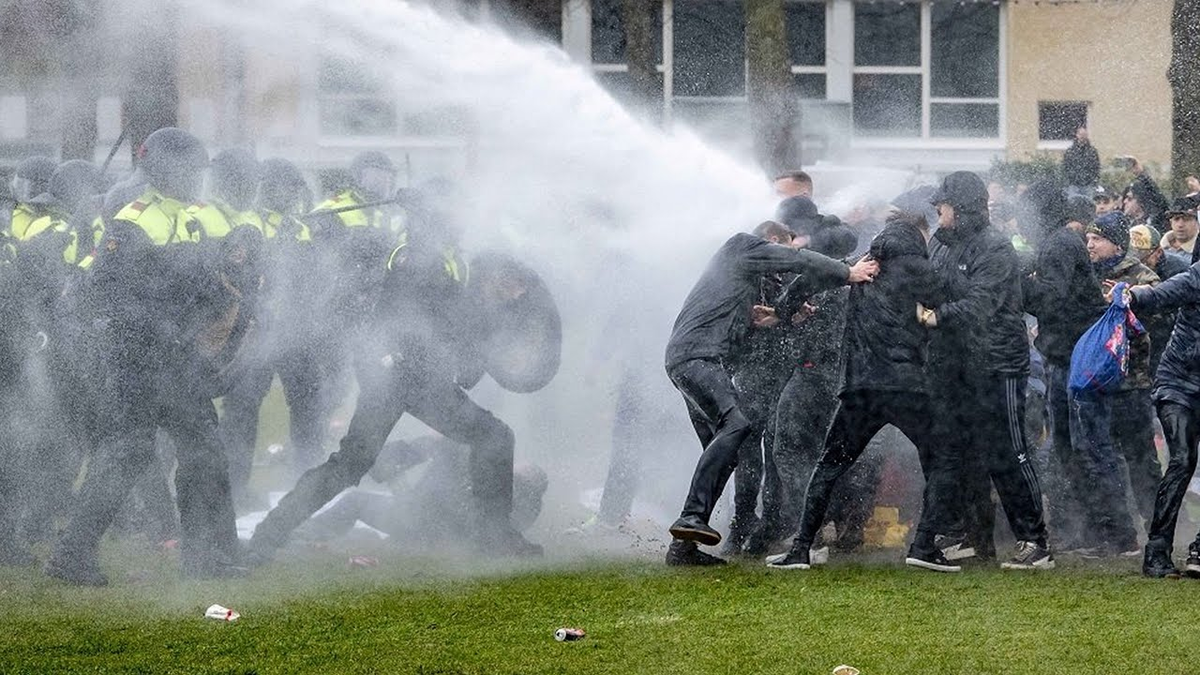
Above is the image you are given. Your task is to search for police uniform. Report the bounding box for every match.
[50,187,244,579]
[248,226,540,558]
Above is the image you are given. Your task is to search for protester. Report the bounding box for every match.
[1062,127,1100,196]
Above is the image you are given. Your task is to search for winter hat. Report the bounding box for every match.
[890,185,939,227]
[775,195,822,234]
[930,171,989,215]
[1129,224,1161,254]
[1022,180,1069,231]
[1164,195,1200,219]
[1088,211,1131,251]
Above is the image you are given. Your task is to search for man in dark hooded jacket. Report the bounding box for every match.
[1062,127,1100,194]
[663,222,878,566]
[1124,263,1200,577]
[924,171,1053,570]
[767,187,959,572]
[1020,180,1106,550]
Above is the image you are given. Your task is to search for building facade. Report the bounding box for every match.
[0,0,1174,177]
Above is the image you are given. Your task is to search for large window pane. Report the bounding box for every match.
[595,70,665,106]
[785,1,825,67]
[931,103,999,138]
[795,73,826,99]
[673,0,745,97]
[931,3,999,98]
[854,3,919,67]
[591,0,664,64]
[853,73,920,137]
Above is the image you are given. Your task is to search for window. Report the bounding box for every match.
[673,0,745,98]
[930,2,1000,138]
[317,56,397,137]
[851,1,1002,140]
[591,0,663,65]
[1039,101,1088,142]
[787,0,827,100]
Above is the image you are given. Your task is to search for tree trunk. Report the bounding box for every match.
[1171,0,1200,188]
[621,0,659,120]
[59,0,101,160]
[745,0,798,175]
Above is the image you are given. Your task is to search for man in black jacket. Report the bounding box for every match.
[1125,265,1200,577]
[1020,181,1107,550]
[664,222,878,566]
[766,187,959,572]
[1062,127,1100,195]
[924,172,1054,570]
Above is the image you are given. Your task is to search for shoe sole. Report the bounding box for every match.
[765,561,811,570]
[669,525,722,547]
[941,545,976,561]
[1000,559,1056,570]
[904,557,961,573]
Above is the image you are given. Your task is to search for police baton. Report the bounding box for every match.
[99,125,129,176]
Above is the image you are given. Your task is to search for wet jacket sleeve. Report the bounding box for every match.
[1023,236,1080,319]
[736,237,849,291]
[1130,263,1200,313]
[935,240,1014,330]
[906,255,945,307]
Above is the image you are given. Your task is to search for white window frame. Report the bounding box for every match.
[849,0,1006,150]
[788,0,833,100]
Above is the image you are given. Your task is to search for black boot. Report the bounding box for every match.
[719,516,758,557]
[1143,546,1181,579]
[665,539,726,566]
[669,516,721,547]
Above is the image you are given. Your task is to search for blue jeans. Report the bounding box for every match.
[1069,392,1139,548]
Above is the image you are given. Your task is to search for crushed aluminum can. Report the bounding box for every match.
[348,555,380,569]
[554,628,586,642]
[204,604,240,622]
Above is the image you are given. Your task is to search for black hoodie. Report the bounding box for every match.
[841,214,942,395]
[928,209,1030,377]
[1020,181,1106,366]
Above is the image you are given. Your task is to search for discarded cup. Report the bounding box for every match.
[348,555,379,568]
[832,666,860,675]
[554,628,586,642]
[205,604,240,622]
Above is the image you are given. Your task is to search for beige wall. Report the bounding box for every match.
[1006,0,1172,170]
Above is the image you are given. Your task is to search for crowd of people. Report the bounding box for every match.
[660,135,1200,578]
[0,127,547,586]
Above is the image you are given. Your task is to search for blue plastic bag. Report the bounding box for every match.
[1068,282,1145,397]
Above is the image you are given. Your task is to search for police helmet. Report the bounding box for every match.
[49,160,101,212]
[210,148,260,209]
[138,127,209,200]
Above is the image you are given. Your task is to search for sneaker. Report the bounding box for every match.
[905,548,962,573]
[766,547,812,570]
[1000,540,1056,570]
[665,540,726,567]
[1079,541,1142,559]
[44,553,108,587]
[1184,550,1200,579]
[668,516,722,547]
[935,534,976,561]
[765,546,828,566]
[1143,547,1181,579]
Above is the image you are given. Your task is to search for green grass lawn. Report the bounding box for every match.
[0,547,1196,674]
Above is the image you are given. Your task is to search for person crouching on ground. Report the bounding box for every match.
[663,220,878,566]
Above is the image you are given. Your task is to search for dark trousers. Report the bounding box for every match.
[792,391,952,550]
[770,366,879,541]
[730,360,791,530]
[1111,389,1163,527]
[1147,401,1200,553]
[934,372,1047,548]
[54,331,239,574]
[668,358,752,525]
[1070,392,1140,548]
[1043,363,1093,544]
[219,344,328,498]
[249,354,514,552]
